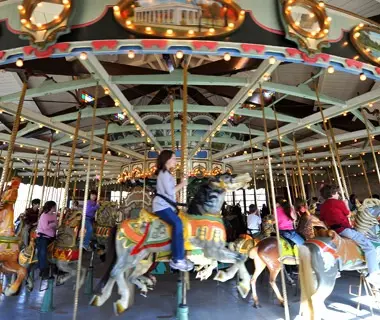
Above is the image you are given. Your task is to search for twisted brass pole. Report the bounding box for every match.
[345,166,352,195]
[307,162,316,198]
[314,80,345,198]
[25,150,39,210]
[180,62,188,203]
[170,92,175,152]
[41,134,53,204]
[293,136,306,201]
[60,111,81,226]
[97,120,109,201]
[359,155,372,197]
[328,120,349,199]
[248,125,258,205]
[260,87,290,320]
[0,80,27,193]
[72,84,99,320]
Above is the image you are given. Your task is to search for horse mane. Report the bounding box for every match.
[355,198,380,237]
[187,183,210,215]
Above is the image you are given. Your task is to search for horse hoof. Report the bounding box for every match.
[89,295,100,307]
[113,301,126,316]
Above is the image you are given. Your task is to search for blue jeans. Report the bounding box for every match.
[37,236,53,271]
[280,230,305,246]
[84,218,93,248]
[155,207,184,261]
[340,228,379,274]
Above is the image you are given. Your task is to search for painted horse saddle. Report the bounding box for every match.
[118,208,226,256]
[279,237,299,265]
[311,229,380,271]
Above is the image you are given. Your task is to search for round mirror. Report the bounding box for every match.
[30,2,65,27]
[283,0,330,40]
[351,24,380,66]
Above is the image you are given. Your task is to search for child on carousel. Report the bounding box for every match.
[36,201,57,279]
[275,197,305,246]
[320,185,380,288]
[152,150,194,272]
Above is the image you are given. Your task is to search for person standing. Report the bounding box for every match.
[22,198,41,246]
[153,150,194,271]
[83,191,100,251]
[36,201,57,279]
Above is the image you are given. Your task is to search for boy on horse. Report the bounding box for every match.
[320,185,380,288]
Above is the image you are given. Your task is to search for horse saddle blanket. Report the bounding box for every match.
[48,242,79,262]
[118,208,226,255]
[278,237,299,265]
[308,231,380,271]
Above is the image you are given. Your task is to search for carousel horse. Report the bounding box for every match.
[0,177,27,296]
[299,198,380,320]
[90,173,252,315]
[230,208,327,308]
[19,208,86,291]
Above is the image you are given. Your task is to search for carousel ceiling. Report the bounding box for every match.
[0,0,379,188]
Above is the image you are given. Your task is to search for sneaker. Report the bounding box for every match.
[169,259,194,272]
[366,273,380,288]
[336,271,341,279]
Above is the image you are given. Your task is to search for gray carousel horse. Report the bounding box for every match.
[90,173,252,315]
[299,198,380,320]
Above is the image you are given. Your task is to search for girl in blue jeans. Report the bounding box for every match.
[152,150,194,272]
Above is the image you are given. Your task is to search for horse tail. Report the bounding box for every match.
[298,245,315,320]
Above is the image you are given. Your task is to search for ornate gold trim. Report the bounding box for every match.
[282,0,330,40]
[350,24,380,66]
[113,0,244,39]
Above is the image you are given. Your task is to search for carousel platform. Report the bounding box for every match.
[0,266,378,320]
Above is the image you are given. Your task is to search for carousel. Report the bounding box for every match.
[0,0,380,319]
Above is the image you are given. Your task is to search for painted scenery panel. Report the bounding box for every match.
[114,0,245,38]
[351,25,380,65]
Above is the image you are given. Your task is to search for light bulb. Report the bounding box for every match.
[176,51,184,59]
[327,66,334,74]
[79,52,88,60]
[269,56,276,65]
[223,53,231,61]
[360,73,367,81]
[16,59,24,67]
[127,50,135,59]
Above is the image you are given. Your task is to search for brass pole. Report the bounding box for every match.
[248,125,258,205]
[180,62,189,203]
[293,136,307,201]
[170,92,175,152]
[314,80,345,198]
[359,156,372,197]
[328,121,349,198]
[273,107,292,205]
[72,178,77,201]
[362,108,380,185]
[307,162,316,198]
[260,87,290,320]
[345,166,352,195]
[0,80,27,193]
[329,160,338,184]
[326,167,332,184]
[142,140,147,209]
[60,111,81,226]
[72,84,99,320]
[29,160,39,206]
[51,152,60,203]
[262,150,271,214]
[26,152,39,209]
[41,136,53,204]
[97,120,109,201]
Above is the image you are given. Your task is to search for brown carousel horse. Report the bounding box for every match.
[299,198,380,320]
[0,177,27,296]
[231,206,326,308]
[19,208,86,291]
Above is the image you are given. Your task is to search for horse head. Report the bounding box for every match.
[356,198,380,237]
[188,173,251,215]
[96,202,119,227]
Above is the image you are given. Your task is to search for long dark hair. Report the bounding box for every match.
[155,150,174,175]
[276,197,292,219]
[42,201,56,214]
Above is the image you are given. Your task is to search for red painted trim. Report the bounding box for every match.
[141,39,168,49]
[0,51,5,60]
[301,53,330,63]
[307,239,339,259]
[92,40,118,50]
[241,44,266,54]
[286,48,301,57]
[346,59,363,69]
[192,41,218,50]
[71,5,113,29]
[247,10,284,36]
[376,67,380,75]
[23,43,69,58]
[131,223,151,255]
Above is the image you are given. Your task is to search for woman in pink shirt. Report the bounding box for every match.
[276,197,304,246]
[36,201,57,279]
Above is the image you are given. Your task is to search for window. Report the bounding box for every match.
[14,183,65,221]
[225,188,267,211]
[110,191,129,203]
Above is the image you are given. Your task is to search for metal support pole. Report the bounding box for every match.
[345,166,352,195]
[293,136,307,201]
[97,120,109,201]
[170,92,175,152]
[41,135,53,204]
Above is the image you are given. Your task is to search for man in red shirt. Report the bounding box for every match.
[320,185,380,288]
